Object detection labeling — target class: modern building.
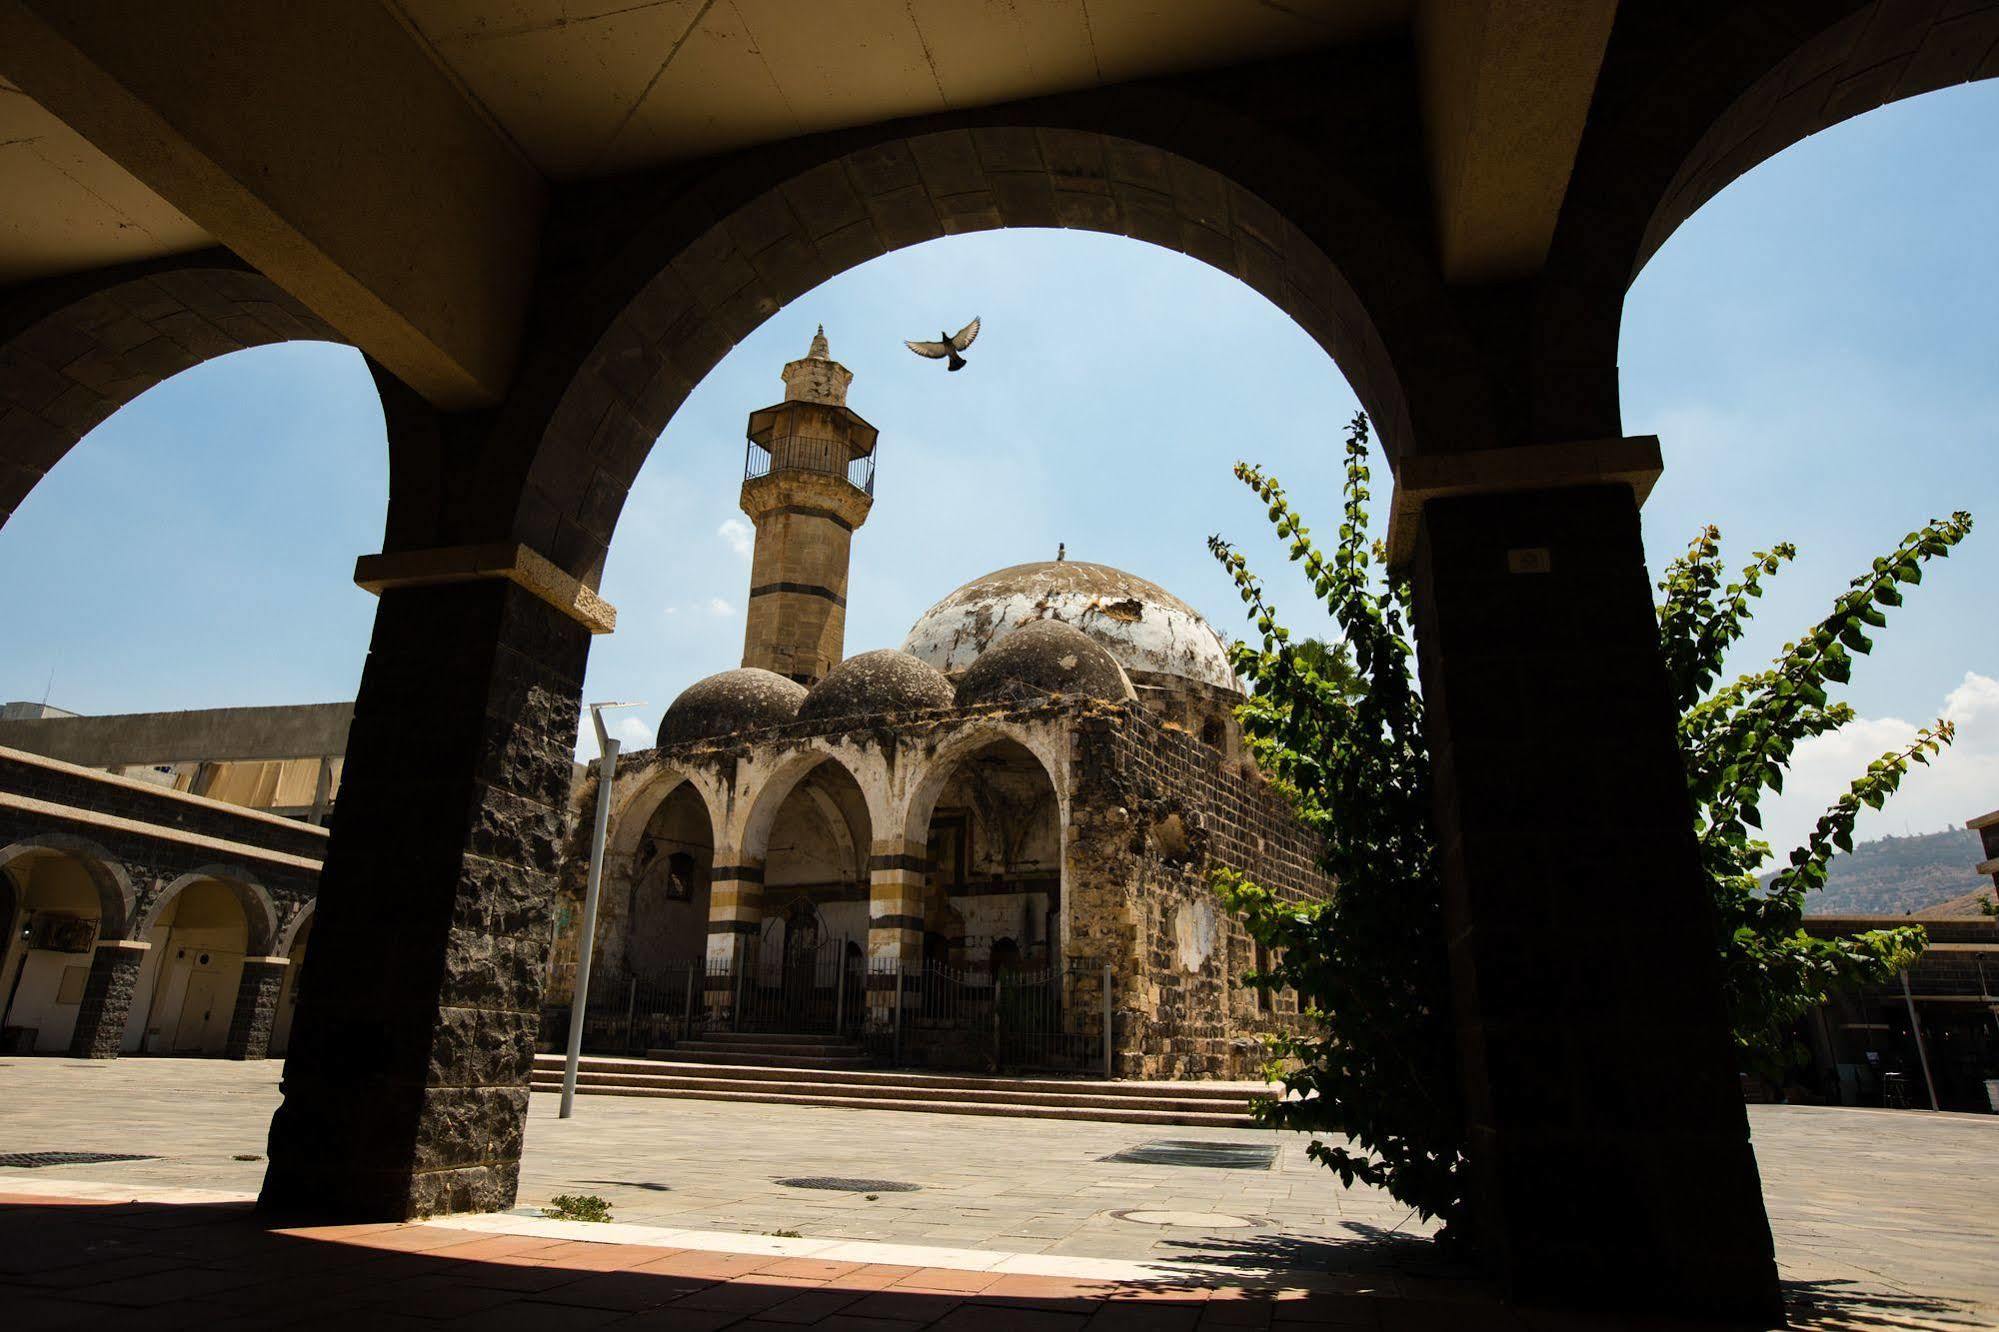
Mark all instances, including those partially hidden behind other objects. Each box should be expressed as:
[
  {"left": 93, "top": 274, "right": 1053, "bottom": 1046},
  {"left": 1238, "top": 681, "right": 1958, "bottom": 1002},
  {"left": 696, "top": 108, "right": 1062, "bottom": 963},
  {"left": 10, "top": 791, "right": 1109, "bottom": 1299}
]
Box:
[{"left": 542, "top": 332, "right": 1329, "bottom": 1078}]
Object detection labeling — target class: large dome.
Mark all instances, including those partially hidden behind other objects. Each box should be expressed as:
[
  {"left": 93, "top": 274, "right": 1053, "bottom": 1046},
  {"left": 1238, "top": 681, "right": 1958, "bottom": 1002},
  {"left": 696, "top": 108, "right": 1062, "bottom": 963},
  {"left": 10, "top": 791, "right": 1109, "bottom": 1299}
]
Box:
[{"left": 901, "top": 561, "right": 1239, "bottom": 693}]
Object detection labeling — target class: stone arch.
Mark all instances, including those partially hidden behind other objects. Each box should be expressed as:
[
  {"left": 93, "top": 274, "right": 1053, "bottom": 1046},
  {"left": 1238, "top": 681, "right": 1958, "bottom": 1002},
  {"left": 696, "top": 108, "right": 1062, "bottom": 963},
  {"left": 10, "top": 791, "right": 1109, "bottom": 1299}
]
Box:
[
  {"left": 511, "top": 118, "right": 1445, "bottom": 585},
  {"left": 898, "top": 724, "right": 1066, "bottom": 852},
  {"left": 0, "top": 834, "right": 136, "bottom": 938},
  {"left": 0, "top": 251, "right": 346, "bottom": 531},
  {"left": 1536, "top": 2, "right": 1999, "bottom": 444},
  {"left": 275, "top": 899, "right": 317, "bottom": 957},
  {"left": 135, "top": 865, "right": 281, "bottom": 957},
  {"left": 733, "top": 745, "right": 884, "bottom": 863},
  {"left": 606, "top": 764, "right": 726, "bottom": 865},
  {"left": 1635, "top": 3, "right": 1999, "bottom": 278}
]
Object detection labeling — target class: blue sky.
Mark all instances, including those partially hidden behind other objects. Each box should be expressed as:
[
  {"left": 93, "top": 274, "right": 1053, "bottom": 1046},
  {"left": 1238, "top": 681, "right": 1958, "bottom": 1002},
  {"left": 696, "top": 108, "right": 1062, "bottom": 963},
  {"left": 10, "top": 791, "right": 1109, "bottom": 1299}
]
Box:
[{"left": 2, "top": 83, "right": 1993, "bottom": 859}]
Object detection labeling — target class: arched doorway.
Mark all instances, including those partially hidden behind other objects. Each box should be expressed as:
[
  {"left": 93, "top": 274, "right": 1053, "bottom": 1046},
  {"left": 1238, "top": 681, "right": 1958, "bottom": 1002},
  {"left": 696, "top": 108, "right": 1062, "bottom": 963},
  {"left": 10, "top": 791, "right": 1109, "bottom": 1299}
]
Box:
[
  {"left": 130, "top": 876, "right": 273, "bottom": 1057},
  {"left": 912, "top": 738, "right": 1062, "bottom": 977},
  {"left": 743, "top": 757, "right": 872, "bottom": 1033},
  {"left": 269, "top": 909, "right": 313, "bottom": 1058},
  {"left": 0, "top": 849, "right": 106, "bottom": 1053},
  {"left": 623, "top": 782, "right": 716, "bottom": 978}
]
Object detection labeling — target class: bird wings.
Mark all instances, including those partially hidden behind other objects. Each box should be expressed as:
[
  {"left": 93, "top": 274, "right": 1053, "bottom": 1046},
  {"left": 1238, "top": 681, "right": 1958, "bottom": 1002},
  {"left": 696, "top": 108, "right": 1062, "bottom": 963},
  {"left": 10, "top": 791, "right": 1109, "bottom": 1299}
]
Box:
[{"left": 905, "top": 317, "right": 980, "bottom": 358}]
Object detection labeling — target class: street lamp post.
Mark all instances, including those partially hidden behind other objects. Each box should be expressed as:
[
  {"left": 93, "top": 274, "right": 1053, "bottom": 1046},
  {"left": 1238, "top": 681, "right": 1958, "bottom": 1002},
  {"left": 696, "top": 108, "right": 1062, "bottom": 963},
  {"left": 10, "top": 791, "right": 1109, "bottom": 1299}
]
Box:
[{"left": 560, "top": 700, "right": 642, "bottom": 1119}]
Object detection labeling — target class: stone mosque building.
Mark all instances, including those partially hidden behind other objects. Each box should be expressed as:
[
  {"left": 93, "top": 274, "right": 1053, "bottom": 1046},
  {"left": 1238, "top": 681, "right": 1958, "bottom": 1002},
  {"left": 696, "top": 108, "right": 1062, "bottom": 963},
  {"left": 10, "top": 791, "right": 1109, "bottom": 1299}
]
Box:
[{"left": 545, "top": 330, "right": 1331, "bottom": 1079}]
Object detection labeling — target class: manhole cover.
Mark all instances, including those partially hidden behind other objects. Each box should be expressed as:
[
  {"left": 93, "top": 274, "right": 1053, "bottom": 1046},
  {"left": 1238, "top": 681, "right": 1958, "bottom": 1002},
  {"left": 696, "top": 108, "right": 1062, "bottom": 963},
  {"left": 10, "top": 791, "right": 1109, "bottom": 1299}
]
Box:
[
  {"left": 1114, "top": 1209, "right": 1256, "bottom": 1228},
  {"left": 0, "top": 1152, "right": 157, "bottom": 1169},
  {"left": 1100, "top": 1140, "right": 1276, "bottom": 1170},
  {"left": 777, "top": 1177, "right": 919, "bottom": 1193}
]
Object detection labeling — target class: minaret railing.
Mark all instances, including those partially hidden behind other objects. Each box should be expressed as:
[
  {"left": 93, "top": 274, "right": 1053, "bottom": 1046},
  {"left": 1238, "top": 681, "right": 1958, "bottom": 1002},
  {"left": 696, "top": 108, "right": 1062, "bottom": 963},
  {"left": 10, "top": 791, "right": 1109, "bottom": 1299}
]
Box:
[{"left": 743, "top": 436, "right": 876, "bottom": 496}]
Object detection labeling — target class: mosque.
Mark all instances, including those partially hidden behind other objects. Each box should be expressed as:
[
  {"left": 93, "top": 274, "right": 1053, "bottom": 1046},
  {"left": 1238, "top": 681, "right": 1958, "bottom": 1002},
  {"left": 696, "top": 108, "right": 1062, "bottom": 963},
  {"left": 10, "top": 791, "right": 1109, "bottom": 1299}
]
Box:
[{"left": 541, "top": 330, "right": 1332, "bottom": 1079}]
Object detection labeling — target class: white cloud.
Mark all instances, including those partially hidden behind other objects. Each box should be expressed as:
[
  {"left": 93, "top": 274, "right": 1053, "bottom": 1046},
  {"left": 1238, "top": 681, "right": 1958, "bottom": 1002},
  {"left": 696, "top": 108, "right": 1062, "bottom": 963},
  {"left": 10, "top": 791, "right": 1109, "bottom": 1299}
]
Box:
[
  {"left": 614, "top": 715, "right": 654, "bottom": 748},
  {"left": 718, "top": 517, "right": 753, "bottom": 558},
  {"left": 706, "top": 596, "right": 735, "bottom": 617},
  {"left": 1758, "top": 671, "right": 1999, "bottom": 857}
]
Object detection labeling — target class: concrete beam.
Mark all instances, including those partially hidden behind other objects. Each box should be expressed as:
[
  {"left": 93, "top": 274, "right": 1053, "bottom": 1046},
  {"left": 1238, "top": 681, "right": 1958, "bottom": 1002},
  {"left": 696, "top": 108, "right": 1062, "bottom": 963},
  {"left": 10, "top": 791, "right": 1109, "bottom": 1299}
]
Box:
[
  {"left": 0, "top": 703, "right": 355, "bottom": 767},
  {"left": 1417, "top": 0, "right": 1618, "bottom": 282},
  {"left": 0, "top": 1, "right": 544, "bottom": 408}
]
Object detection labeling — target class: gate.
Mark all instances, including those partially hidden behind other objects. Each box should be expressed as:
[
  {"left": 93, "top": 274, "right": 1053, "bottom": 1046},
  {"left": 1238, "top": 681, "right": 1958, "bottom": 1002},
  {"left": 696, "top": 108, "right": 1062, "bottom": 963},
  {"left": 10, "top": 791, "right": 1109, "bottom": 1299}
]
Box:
[
  {"left": 865, "top": 959, "right": 1112, "bottom": 1074},
  {"left": 728, "top": 933, "right": 864, "bottom": 1036}
]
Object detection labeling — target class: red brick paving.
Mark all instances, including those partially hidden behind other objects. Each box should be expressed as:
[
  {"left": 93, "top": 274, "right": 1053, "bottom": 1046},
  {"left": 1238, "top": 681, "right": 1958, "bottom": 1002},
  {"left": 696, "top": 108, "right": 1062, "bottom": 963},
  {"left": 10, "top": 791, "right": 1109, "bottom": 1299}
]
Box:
[{"left": 0, "top": 1191, "right": 1941, "bottom": 1329}]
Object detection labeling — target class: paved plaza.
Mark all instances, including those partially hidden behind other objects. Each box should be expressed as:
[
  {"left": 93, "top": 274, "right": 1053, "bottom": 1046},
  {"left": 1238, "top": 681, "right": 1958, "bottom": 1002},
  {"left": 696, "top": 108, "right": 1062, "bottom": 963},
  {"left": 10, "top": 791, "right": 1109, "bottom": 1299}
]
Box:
[{"left": 1, "top": 1058, "right": 1996, "bottom": 1328}]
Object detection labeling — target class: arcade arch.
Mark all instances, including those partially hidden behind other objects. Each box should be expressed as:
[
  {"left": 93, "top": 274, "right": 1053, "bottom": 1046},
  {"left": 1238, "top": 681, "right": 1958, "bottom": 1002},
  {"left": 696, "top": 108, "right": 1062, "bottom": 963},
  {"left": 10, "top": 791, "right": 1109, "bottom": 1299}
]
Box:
[
  {"left": 127, "top": 870, "right": 278, "bottom": 1058},
  {"left": 0, "top": 846, "right": 113, "bottom": 1053}
]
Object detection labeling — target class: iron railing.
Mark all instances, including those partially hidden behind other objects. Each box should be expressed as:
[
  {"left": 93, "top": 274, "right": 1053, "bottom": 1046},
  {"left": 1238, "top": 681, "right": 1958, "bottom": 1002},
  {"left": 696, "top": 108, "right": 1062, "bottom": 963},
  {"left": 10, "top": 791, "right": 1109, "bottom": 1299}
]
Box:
[
  {"left": 545, "top": 951, "right": 1114, "bottom": 1075},
  {"left": 744, "top": 435, "right": 875, "bottom": 495}
]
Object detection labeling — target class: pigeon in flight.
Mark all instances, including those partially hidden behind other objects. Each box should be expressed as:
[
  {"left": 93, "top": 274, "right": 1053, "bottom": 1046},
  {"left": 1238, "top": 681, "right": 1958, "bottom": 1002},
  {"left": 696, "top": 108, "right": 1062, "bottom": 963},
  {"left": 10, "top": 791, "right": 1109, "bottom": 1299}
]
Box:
[{"left": 905, "top": 317, "right": 981, "bottom": 372}]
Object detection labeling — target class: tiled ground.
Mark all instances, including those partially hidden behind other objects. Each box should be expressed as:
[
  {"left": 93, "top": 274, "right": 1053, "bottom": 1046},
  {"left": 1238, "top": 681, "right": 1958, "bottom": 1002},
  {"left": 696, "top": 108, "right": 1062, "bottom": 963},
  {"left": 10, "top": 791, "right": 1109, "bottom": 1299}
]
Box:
[{"left": 2, "top": 1057, "right": 1996, "bottom": 1329}]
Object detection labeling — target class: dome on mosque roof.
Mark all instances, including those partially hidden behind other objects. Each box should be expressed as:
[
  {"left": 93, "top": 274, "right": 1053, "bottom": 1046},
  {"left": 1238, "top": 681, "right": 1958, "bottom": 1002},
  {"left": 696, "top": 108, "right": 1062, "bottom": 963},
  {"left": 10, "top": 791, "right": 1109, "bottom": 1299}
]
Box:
[
  {"left": 658, "top": 668, "right": 806, "bottom": 746},
  {"left": 798, "top": 649, "right": 954, "bottom": 723},
  {"left": 957, "top": 621, "right": 1135, "bottom": 706},
  {"left": 901, "top": 561, "right": 1240, "bottom": 694}
]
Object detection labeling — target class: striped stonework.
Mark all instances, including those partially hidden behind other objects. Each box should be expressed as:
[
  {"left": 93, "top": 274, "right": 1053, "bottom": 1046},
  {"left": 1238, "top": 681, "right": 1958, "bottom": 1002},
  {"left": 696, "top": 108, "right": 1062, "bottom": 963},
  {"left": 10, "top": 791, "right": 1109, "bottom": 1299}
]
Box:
[
  {"left": 704, "top": 856, "right": 764, "bottom": 972},
  {"left": 866, "top": 839, "right": 928, "bottom": 1023}
]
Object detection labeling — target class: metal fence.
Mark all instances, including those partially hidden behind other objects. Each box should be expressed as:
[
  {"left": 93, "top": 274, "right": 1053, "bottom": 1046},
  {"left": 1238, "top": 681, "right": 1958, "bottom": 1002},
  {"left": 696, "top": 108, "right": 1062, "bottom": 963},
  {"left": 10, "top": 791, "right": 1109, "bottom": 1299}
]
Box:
[
  {"left": 743, "top": 435, "right": 876, "bottom": 495},
  {"left": 547, "top": 951, "right": 1114, "bottom": 1075}
]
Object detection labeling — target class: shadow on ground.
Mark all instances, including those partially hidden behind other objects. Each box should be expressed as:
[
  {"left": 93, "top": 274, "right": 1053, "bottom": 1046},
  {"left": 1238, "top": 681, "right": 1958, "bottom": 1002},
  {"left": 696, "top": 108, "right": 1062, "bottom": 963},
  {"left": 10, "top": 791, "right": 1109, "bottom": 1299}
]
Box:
[{"left": 0, "top": 1196, "right": 1983, "bottom": 1330}]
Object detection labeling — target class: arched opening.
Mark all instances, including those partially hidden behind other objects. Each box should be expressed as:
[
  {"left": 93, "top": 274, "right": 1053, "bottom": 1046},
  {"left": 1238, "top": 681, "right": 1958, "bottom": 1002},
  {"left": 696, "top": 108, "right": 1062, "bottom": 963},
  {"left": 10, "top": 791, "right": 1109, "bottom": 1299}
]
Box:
[
  {"left": 740, "top": 757, "right": 872, "bottom": 1033},
  {"left": 130, "top": 877, "right": 264, "bottom": 1057},
  {"left": 912, "top": 738, "right": 1061, "bottom": 976},
  {"left": 269, "top": 909, "right": 313, "bottom": 1058},
  {"left": 623, "top": 781, "right": 717, "bottom": 979},
  {"left": 0, "top": 849, "right": 104, "bottom": 1053}
]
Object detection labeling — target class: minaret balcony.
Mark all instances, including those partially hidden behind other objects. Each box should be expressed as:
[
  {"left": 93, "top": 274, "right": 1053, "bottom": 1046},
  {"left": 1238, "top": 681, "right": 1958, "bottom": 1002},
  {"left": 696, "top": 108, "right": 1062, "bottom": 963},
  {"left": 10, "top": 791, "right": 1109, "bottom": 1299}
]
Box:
[{"left": 744, "top": 435, "right": 876, "bottom": 497}]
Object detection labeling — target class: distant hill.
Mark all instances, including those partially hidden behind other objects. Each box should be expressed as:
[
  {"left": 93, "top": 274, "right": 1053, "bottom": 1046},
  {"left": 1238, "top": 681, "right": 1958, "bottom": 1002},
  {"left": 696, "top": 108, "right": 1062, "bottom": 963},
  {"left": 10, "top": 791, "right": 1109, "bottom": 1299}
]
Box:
[{"left": 1788, "top": 827, "right": 1989, "bottom": 918}]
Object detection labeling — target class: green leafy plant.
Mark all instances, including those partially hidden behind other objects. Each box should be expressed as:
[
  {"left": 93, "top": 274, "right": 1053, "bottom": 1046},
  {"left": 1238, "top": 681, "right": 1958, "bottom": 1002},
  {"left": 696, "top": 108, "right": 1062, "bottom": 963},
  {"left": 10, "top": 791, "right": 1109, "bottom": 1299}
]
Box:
[
  {"left": 1209, "top": 411, "right": 1971, "bottom": 1241},
  {"left": 1208, "top": 413, "right": 1468, "bottom": 1242},
  {"left": 1662, "top": 516, "right": 1969, "bottom": 1074},
  {"left": 544, "top": 1194, "right": 613, "bottom": 1223}
]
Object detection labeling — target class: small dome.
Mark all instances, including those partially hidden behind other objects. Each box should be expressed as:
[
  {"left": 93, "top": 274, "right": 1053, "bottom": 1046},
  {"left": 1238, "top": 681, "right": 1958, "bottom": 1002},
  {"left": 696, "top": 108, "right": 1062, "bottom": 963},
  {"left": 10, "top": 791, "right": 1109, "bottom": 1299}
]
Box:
[
  {"left": 658, "top": 668, "right": 806, "bottom": 746},
  {"left": 798, "top": 649, "right": 954, "bottom": 723},
  {"left": 958, "top": 621, "right": 1135, "bottom": 706},
  {"left": 902, "top": 560, "right": 1240, "bottom": 693}
]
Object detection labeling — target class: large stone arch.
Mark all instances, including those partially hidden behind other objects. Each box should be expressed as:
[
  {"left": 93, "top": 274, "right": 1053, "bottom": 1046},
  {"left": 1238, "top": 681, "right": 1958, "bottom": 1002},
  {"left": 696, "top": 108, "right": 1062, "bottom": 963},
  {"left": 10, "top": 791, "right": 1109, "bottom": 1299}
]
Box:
[
  {"left": 507, "top": 106, "right": 1458, "bottom": 585},
  {"left": 1535, "top": 0, "right": 1999, "bottom": 445},
  {"left": 275, "top": 899, "right": 317, "bottom": 957},
  {"left": 0, "top": 833, "right": 136, "bottom": 938},
  {"left": 730, "top": 743, "right": 886, "bottom": 862},
  {"left": 0, "top": 250, "right": 345, "bottom": 531},
  {"left": 134, "top": 864, "right": 281, "bottom": 958},
  {"left": 605, "top": 764, "right": 726, "bottom": 865},
  {"left": 896, "top": 723, "right": 1068, "bottom": 852}
]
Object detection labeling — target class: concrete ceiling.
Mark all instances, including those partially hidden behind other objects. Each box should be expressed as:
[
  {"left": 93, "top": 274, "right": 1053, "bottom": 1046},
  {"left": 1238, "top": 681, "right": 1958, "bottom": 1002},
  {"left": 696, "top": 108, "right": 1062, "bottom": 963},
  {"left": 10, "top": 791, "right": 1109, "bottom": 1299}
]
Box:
[
  {"left": 393, "top": 0, "right": 1409, "bottom": 177},
  {"left": 0, "top": 74, "right": 210, "bottom": 284}
]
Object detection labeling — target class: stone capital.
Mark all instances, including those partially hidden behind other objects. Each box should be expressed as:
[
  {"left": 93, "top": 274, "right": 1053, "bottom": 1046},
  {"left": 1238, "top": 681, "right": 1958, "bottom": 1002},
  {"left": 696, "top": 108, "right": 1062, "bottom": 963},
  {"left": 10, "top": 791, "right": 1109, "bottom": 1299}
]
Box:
[
  {"left": 354, "top": 542, "right": 616, "bottom": 634},
  {"left": 94, "top": 938, "right": 151, "bottom": 953},
  {"left": 241, "top": 955, "right": 292, "bottom": 967},
  {"left": 1386, "top": 436, "right": 1662, "bottom": 568}
]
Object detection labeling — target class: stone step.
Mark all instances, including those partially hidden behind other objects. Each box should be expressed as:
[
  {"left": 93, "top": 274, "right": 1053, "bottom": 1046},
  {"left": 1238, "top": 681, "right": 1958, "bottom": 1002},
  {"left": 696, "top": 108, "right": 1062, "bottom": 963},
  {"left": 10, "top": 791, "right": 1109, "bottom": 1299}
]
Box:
[
  {"left": 647, "top": 1048, "right": 872, "bottom": 1070},
  {"left": 675, "top": 1039, "right": 867, "bottom": 1059},
  {"left": 688, "top": 1030, "right": 859, "bottom": 1047},
  {"left": 527, "top": 1075, "right": 1258, "bottom": 1127},
  {"left": 531, "top": 1054, "right": 1278, "bottom": 1103},
  {"left": 535, "top": 1066, "right": 1260, "bottom": 1115}
]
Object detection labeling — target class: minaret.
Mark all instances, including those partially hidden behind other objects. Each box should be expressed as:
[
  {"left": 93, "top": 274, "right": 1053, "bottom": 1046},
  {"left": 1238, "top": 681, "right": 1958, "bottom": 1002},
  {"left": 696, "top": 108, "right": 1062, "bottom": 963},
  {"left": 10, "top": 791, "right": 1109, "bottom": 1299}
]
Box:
[{"left": 738, "top": 326, "right": 878, "bottom": 685}]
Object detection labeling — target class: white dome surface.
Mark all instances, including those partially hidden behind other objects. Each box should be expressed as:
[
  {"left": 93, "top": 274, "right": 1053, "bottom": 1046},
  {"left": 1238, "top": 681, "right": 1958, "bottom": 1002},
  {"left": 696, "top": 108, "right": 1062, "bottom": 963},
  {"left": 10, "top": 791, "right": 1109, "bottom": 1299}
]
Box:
[{"left": 901, "top": 561, "right": 1240, "bottom": 694}]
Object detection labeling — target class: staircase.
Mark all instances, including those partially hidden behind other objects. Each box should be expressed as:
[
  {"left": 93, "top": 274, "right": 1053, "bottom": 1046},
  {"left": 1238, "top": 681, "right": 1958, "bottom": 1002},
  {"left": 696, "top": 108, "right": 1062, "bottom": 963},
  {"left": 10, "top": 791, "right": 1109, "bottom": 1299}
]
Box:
[{"left": 529, "top": 1047, "right": 1275, "bottom": 1127}]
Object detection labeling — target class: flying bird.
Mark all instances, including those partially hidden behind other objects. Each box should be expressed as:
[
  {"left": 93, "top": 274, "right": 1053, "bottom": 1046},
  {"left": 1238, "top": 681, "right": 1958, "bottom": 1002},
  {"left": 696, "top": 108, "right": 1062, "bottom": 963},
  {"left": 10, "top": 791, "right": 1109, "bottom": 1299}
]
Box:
[{"left": 905, "top": 317, "right": 980, "bottom": 371}]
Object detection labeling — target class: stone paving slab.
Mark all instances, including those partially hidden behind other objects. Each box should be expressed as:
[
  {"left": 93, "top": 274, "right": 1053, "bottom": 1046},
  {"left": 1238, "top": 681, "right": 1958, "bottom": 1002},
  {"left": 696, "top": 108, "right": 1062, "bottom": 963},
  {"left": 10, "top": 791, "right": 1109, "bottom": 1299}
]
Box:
[{"left": 3, "top": 1056, "right": 1997, "bottom": 1328}]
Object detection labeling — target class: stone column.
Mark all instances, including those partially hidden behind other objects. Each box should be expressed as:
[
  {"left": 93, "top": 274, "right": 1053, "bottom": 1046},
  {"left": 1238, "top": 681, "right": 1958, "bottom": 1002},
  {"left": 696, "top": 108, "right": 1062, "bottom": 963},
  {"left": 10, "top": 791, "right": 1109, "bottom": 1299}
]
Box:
[
  {"left": 1404, "top": 464, "right": 1780, "bottom": 1320},
  {"left": 261, "top": 576, "right": 588, "bottom": 1220},
  {"left": 66, "top": 939, "right": 149, "bottom": 1059},
  {"left": 704, "top": 855, "right": 761, "bottom": 1024},
  {"left": 867, "top": 840, "right": 927, "bottom": 1032},
  {"left": 224, "top": 955, "right": 290, "bottom": 1060}
]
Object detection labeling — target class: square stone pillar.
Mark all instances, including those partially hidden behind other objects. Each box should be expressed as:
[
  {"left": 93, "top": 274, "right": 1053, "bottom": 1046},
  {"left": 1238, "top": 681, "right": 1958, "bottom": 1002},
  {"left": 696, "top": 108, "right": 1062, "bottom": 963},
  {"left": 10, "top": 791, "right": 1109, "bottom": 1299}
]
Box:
[
  {"left": 867, "top": 845, "right": 926, "bottom": 1030},
  {"left": 66, "top": 939, "right": 149, "bottom": 1059},
  {"left": 224, "top": 956, "right": 290, "bottom": 1060},
  {"left": 704, "top": 858, "right": 762, "bottom": 1024},
  {"left": 261, "top": 579, "right": 586, "bottom": 1220},
  {"left": 1407, "top": 478, "right": 1780, "bottom": 1320}
]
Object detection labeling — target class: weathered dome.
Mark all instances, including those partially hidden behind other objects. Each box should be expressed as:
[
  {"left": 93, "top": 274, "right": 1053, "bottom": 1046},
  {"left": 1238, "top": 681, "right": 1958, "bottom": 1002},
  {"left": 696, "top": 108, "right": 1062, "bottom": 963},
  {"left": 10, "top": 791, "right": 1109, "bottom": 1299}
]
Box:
[
  {"left": 658, "top": 668, "right": 806, "bottom": 746},
  {"left": 798, "top": 649, "right": 954, "bottom": 723},
  {"left": 957, "top": 621, "right": 1135, "bottom": 706},
  {"left": 902, "top": 561, "right": 1240, "bottom": 693}
]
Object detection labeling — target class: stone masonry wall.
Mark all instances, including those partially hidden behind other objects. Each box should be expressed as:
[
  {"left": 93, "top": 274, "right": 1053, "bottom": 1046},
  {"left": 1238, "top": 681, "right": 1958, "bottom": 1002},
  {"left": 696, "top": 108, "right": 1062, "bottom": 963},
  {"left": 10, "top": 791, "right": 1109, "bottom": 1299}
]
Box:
[{"left": 1066, "top": 703, "right": 1329, "bottom": 1080}]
